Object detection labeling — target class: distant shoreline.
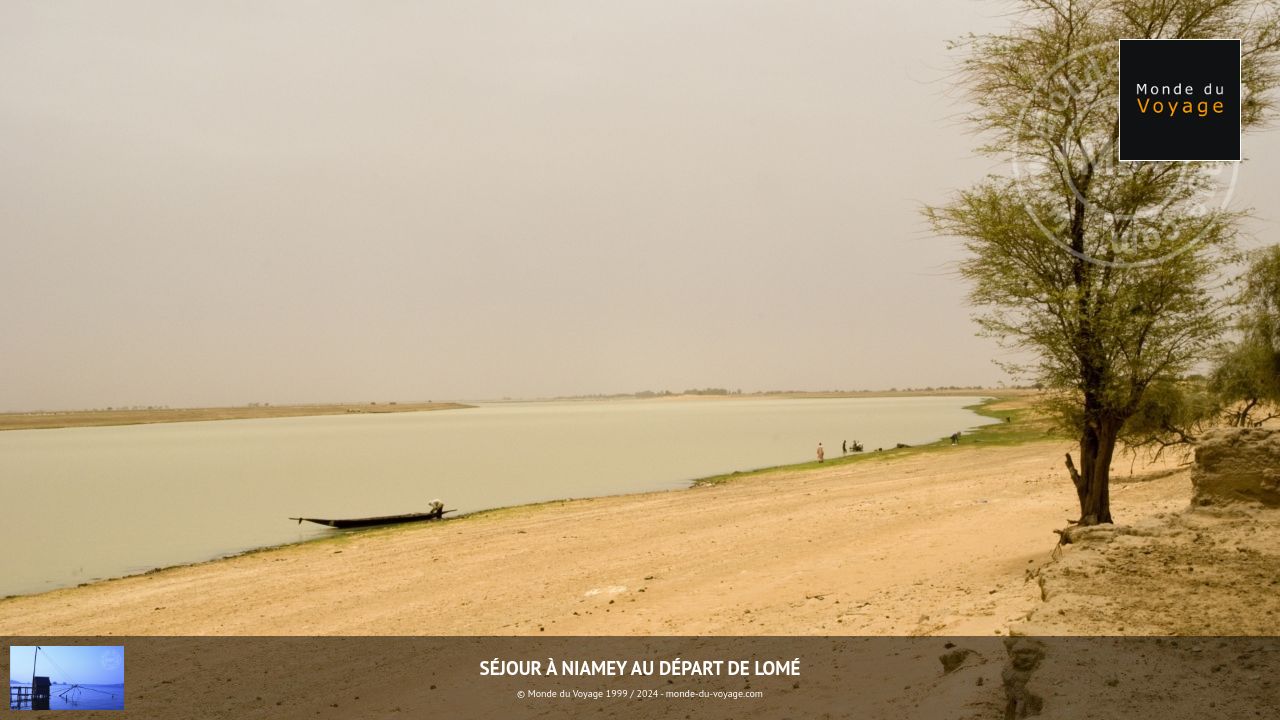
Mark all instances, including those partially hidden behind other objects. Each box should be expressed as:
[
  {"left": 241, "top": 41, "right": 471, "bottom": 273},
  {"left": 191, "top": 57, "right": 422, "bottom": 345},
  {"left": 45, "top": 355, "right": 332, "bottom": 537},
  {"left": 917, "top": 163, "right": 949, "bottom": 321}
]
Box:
[
  {"left": 0, "top": 389, "right": 1033, "bottom": 432},
  {"left": 488, "top": 388, "right": 1038, "bottom": 403},
  {"left": 0, "top": 402, "right": 473, "bottom": 432}
]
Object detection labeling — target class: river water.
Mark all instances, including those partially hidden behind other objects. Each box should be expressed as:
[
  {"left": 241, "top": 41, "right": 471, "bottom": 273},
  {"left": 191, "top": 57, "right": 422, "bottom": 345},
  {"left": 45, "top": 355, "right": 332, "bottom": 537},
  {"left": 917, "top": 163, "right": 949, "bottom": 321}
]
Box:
[
  {"left": 0, "top": 396, "right": 993, "bottom": 596},
  {"left": 8, "top": 683, "right": 125, "bottom": 711}
]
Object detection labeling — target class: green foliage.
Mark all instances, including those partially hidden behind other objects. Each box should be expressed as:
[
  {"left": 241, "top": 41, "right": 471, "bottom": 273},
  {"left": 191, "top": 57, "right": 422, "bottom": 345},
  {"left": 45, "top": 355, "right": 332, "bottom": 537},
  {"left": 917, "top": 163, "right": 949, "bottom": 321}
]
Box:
[
  {"left": 1118, "top": 378, "right": 1217, "bottom": 449},
  {"left": 1211, "top": 245, "right": 1280, "bottom": 425}
]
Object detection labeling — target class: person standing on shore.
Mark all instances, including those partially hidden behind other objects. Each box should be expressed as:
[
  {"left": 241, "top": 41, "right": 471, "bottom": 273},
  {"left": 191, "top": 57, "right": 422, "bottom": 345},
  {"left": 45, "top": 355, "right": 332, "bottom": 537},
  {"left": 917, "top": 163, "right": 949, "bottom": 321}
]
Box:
[{"left": 817, "top": 443, "right": 825, "bottom": 463}]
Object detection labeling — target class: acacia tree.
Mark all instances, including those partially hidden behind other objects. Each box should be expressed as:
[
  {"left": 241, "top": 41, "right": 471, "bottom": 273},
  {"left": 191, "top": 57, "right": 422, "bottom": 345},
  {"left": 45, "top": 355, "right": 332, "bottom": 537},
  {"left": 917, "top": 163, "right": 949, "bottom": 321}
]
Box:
[{"left": 927, "top": 0, "right": 1279, "bottom": 525}]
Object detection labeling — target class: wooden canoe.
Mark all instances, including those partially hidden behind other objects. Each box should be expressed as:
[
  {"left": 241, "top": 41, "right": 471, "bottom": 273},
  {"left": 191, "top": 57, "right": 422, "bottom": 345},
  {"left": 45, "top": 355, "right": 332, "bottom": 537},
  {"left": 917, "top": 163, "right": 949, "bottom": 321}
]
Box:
[{"left": 290, "top": 509, "right": 454, "bottom": 529}]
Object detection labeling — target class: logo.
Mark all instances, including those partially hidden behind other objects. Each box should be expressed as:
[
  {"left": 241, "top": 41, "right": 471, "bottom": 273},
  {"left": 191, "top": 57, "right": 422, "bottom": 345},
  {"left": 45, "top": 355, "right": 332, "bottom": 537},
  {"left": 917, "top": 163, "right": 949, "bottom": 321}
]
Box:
[{"left": 1119, "top": 39, "right": 1242, "bottom": 161}]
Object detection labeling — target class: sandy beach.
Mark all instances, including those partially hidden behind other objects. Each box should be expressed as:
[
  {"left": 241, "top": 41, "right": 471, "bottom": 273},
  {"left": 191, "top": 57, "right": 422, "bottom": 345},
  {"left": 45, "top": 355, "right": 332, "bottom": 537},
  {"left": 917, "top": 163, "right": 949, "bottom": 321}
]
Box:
[{"left": 8, "top": 432, "right": 1265, "bottom": 638}]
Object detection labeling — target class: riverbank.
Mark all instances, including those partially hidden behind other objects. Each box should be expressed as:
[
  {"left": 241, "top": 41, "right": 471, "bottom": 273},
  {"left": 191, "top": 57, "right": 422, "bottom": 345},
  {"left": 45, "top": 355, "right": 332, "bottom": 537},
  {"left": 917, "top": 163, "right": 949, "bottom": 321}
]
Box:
[
  {"left": 0, "top": 424, "right": 1196, "bottom": 636},
  {"left": 0, "top": 401, "right": 472, "bottom": 432},
  {"left": 1, "top": 394, "right": 1000, "bottom": 598}
]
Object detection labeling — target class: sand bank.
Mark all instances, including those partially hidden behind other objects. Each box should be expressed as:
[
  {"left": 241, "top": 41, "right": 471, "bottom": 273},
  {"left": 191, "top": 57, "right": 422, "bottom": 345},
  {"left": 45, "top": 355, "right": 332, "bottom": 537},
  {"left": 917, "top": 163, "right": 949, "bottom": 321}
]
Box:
[
  {"left": 1, "top": 437, "right": 1233, "bottom": 637},
  {"left": 0, "top": 401, "right": 472, "bottom": 432}
]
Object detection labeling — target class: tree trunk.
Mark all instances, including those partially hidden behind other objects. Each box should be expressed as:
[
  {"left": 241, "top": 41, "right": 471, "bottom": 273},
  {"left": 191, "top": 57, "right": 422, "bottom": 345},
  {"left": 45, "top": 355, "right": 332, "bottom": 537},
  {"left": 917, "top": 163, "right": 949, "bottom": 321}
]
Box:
[
  {"left": 1065, "top": 172, "right": 1115, "bottom": 525},
  {"left": 1069, "top": 416, "right": 1117, "bottom": 526}
]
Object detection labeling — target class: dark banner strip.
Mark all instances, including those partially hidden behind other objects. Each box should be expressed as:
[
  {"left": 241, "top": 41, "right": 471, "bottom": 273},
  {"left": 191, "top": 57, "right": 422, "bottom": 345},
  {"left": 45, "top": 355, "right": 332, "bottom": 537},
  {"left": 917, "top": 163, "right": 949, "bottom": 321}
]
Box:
[{"left": 4, "top": 637, "right": 1277, "bottom": 718}]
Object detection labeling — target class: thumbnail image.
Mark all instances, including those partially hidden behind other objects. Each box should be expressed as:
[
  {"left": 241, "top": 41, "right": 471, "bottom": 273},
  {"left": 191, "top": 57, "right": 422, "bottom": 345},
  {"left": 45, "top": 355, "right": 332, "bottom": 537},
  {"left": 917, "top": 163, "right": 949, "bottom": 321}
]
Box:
[{"left": 9, "top": 646, "right": 124, "bottom": 711}]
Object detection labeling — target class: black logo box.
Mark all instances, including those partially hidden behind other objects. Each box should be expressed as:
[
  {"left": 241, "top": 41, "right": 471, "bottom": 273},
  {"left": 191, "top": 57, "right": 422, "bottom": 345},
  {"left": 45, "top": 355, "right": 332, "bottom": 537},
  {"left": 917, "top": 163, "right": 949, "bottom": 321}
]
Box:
[{"left": 1119, "top": 38, "right": 1242, "bottom": 162}]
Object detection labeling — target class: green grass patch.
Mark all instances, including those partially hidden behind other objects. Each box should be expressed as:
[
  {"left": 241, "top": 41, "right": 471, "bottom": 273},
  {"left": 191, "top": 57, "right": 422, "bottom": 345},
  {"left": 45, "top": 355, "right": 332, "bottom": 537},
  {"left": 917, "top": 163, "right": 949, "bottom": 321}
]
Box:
[{"left": 692, "top": 395, "right": 1063, "bottom": 486}]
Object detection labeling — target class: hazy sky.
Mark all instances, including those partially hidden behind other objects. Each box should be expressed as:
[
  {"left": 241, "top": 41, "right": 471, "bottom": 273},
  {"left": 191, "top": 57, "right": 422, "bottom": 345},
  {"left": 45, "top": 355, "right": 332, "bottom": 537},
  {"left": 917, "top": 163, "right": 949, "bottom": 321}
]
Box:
[
  {"left": 9, "top": 645, "right": 124, "bottom": 685},
  {"left": 3, "top": 1, "right": 1279, "bottom": 411}
]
